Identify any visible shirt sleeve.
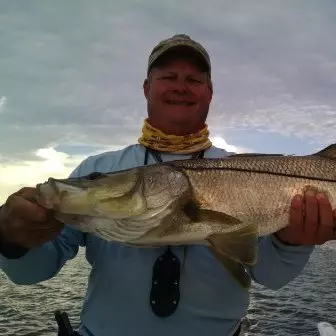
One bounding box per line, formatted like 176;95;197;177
247;234;314;290
0;159;90;285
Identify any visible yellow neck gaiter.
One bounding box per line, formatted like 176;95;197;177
138;119;212;154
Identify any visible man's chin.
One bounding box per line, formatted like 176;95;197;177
165;106;197;118
169;116;192;125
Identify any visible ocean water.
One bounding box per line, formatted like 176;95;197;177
0;246;335;336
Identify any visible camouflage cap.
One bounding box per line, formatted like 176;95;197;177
147;34;211;76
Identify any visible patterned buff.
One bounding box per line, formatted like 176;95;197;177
138;119;212;154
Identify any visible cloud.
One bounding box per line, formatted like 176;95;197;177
0;0;336;200
210;136;250;153
209;99;336;146
0;147;90;203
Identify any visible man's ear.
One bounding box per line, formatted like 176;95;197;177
207;79;213;101
143;78;150;99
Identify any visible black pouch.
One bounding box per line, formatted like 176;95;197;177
149;247;181;317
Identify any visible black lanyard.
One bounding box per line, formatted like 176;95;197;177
144;147;205;165
144;146;205;318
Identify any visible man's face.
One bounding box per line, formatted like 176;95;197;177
143;56;213;135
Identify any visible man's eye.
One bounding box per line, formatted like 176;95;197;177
189;78;202;83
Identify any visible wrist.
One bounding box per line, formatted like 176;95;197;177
0;231;29;259
0;206;29;259
274;232;299;246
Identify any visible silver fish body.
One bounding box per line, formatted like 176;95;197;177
36;144;336;288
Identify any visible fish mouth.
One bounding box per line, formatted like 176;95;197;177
36;178;62;209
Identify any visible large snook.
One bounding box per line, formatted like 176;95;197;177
36;144;336;288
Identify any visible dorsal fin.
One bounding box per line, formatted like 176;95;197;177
313;144;336;159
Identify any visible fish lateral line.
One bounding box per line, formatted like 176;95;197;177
176;166;336;183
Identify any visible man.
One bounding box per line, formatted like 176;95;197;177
0;34;335;336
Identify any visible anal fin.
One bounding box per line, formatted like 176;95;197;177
209;246;251;289
206;225;258;289
207;225;259;266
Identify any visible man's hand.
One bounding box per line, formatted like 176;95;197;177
0;187;64;249
276;190;336;246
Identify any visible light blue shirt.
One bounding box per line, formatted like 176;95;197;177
0;144;314;336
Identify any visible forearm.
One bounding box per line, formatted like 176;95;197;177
248;235;314;290
0;226;84;285
1;242;64;285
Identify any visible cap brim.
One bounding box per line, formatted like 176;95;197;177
148;42;210;74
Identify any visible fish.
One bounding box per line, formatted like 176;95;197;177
35;144;336;288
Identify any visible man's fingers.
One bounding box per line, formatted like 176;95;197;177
0;187;65;249
5;187;52;223
289;194;304;232
12;187;39;202
276;194;304;244
279;193;336;246
316;193;334;243
303;190;319;239
7;195;50;223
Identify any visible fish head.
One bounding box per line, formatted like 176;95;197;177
36;164;192;220
36;170;144;217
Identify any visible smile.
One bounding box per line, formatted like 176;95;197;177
166;101;195;106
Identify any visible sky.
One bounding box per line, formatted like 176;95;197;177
0;0;335;203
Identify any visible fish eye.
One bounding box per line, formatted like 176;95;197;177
86;172;106;180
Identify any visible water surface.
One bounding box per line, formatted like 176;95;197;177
0;246;335;336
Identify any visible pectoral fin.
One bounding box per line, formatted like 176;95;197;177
183;201;242;225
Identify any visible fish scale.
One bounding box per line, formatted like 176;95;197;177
172;155;336;181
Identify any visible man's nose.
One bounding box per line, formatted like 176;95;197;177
172;79;189;93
